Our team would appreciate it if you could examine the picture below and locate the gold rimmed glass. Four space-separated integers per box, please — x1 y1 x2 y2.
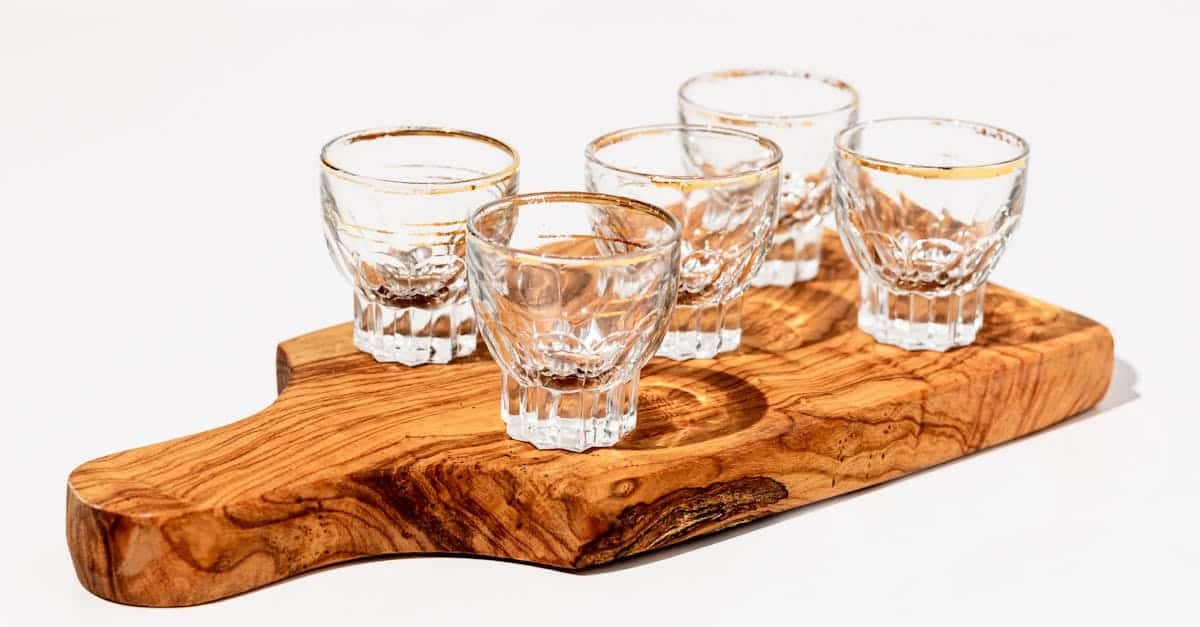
466 192 682 451
833 117 1029 351
585 124 781 360
321 127 519 365
679 68 859 286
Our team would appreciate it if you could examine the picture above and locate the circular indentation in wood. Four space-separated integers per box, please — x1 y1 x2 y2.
734 234 860 353
618 366 768 450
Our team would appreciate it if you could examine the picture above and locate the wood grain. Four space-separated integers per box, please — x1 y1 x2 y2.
66 232 1114 606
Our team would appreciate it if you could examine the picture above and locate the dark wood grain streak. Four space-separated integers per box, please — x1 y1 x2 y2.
66 233 1114 606
576 476 789 567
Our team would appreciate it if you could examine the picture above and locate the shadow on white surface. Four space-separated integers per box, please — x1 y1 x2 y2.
1093 357 1139 412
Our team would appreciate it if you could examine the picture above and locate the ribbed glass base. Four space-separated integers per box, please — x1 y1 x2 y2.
657 297 743 360
352 293 477 365
501 374 637 452
857 275 985 351
750 224 822 287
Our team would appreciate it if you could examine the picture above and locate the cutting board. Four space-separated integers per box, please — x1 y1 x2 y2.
66 233 1114 606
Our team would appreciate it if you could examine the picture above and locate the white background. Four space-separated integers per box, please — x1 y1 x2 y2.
2 1 1197 625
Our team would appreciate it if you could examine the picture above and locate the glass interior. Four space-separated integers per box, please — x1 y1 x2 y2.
469 193 679 259
322 128 517 185
587 126 780 179
680 69 857 119
838 118 1027 169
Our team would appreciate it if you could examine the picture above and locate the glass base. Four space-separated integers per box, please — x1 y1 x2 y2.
857 276 985 351
657 297 742 360
501 374 637 452
353 293 476 365
750 224 822 287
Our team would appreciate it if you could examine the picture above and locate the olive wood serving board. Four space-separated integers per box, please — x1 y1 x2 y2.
66 234 1114 606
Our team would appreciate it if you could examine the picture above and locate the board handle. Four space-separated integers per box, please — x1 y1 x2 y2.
65 396 434 607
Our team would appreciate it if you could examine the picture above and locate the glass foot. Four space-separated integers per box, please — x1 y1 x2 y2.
750 224 822 287
501 374 637 452
657 297 743 360
857 275 984 351
353 293 477 365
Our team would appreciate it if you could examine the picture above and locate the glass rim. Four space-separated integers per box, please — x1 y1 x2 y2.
835 116 1030 180
320 126 520 193
466 191 682 264
584 123 782 186
677 67 860 124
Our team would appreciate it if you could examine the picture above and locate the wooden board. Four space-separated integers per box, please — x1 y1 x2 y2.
66 233 1114 607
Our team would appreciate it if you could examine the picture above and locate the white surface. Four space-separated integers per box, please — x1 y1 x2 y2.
1 1 1196 625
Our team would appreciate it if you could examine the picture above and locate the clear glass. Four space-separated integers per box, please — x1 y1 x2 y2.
679 68 858 286
467 192 681 451
585 124 781 360
833 117 1029 351
321 127 519 365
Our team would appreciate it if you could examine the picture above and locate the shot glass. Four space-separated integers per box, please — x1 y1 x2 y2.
466 192 681 451
679 68 859 286
320 127 519 365
585 124 781 360
832 117 1029 351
